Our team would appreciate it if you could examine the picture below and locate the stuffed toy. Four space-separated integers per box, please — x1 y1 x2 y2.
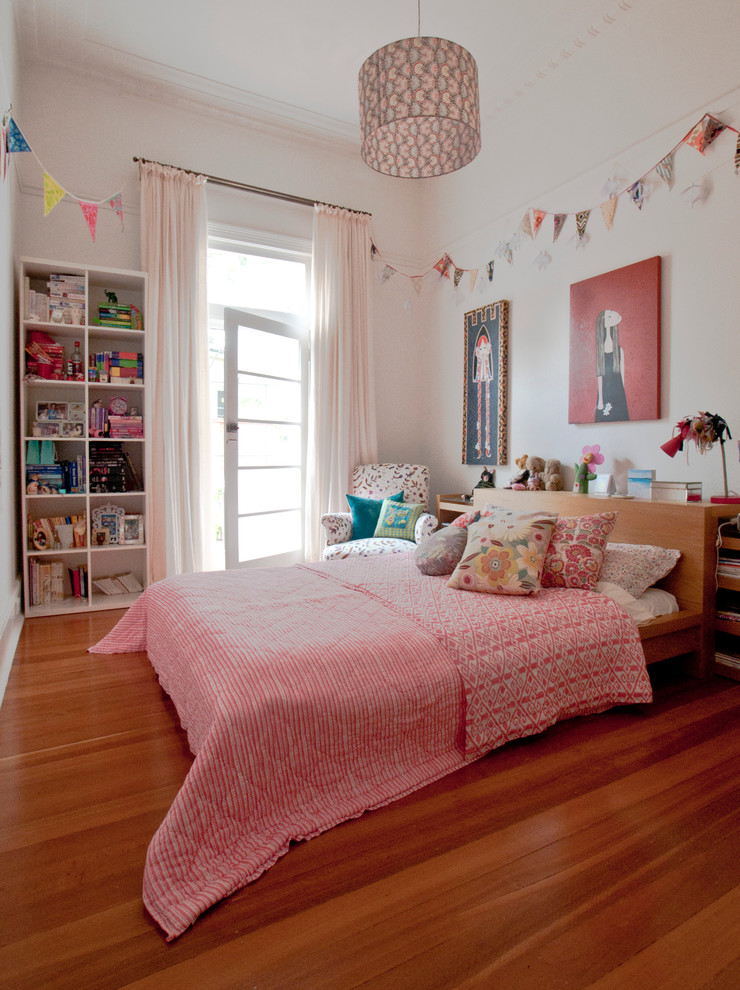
525 456 545 490
506 454 530 489
543 458 563 491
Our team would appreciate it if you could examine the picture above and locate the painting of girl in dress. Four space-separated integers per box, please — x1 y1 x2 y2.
462 300 508 464
569 257 661 424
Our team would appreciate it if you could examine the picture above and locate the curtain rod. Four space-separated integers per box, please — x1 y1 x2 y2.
132 156 371 216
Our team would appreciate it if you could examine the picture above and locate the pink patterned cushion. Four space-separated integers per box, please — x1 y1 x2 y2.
599 542 680 598
542 512 617 590
448 509 558 596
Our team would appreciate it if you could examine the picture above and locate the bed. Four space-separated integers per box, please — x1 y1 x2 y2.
90 492 724 940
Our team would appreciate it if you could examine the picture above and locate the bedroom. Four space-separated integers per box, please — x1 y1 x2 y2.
1 0 740 985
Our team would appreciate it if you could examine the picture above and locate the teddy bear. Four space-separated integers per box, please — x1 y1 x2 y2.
507 454 530 489
543 458 563 491
525 456 545 490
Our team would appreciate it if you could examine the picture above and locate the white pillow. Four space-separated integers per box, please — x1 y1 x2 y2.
596 580 679 624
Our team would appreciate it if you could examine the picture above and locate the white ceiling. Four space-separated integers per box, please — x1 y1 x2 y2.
11 0 740 180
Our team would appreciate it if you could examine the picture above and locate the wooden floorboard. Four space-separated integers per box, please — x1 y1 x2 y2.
1 610 739 989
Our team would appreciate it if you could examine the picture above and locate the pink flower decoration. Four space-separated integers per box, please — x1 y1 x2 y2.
581 444 604 466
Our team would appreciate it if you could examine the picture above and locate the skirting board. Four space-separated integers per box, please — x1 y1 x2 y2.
0 579 23 709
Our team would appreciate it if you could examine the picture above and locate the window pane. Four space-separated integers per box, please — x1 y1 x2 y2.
238 510 301 561
238 374 301 423
238 325 300 380
208 248 307 315
238 423 301 467
238 466 301 514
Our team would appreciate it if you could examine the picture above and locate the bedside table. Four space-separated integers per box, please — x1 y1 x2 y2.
436 494 473 525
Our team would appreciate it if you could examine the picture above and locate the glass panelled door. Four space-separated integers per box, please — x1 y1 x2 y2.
224 308 306 568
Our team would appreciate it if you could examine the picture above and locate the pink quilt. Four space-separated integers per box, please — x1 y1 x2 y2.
91 553 651 939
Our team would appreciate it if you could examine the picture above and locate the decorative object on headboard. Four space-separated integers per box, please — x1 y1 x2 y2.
660 411 739 504
575 444 604 495
462 300 508 466
475 467 495 489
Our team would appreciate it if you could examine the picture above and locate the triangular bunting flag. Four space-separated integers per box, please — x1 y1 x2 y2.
109 192 124 230
519 210 533 240
628 181 646 210
370 243 378 259
380 265 394 284
575 210 590 240
6 118 31 153
0 124 6 181
43 172 66 216
453 268 463 288
553 214 567 242
469 269 478 292
411 276 424 296
655 152 674 188
532 209 546 237
684 114 726 154
486 260 495 281
79 201 99 242
735 134 740 174
433 254 452 279
600 198 617 231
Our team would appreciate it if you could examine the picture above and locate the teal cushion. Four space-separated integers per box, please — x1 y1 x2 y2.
374 499 424 541
346 491 403 540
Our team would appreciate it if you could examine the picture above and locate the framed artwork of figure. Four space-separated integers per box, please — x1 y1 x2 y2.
462 300 508 465
568 256 661 424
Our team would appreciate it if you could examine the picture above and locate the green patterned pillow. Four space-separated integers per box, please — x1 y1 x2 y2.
374 499 424 541
448 509 558 595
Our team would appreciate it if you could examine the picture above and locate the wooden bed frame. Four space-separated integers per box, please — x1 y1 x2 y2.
472 489 730 677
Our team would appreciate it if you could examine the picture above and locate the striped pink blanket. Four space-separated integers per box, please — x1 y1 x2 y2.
91 552 651 939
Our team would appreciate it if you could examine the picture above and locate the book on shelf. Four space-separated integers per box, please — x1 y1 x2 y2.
68 563 88 599
28 558 66 606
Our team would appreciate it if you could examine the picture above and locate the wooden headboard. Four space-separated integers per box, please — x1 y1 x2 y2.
472 489 730 676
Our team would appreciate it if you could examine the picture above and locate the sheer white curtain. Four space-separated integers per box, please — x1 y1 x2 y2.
139 162 211 580
304 204 378 560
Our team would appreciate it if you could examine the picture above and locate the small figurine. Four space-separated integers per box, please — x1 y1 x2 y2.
575 444 605 494
105 290 118 305
475 467 496 489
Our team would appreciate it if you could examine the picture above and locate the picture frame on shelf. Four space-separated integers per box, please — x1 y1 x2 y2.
121 514 145 545
92 503 125 545
60 421 84 437
92 528 110 546
31 422 62 437
36 401 68 421
68 402 86 422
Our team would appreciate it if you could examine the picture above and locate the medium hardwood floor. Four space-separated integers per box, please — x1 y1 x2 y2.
1 610 740 989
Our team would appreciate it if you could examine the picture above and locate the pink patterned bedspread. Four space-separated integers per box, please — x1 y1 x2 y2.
91 553 651 939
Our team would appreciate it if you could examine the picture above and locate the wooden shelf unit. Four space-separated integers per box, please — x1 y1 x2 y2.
19 258 149 616
715 527 740 681
436 493 474 526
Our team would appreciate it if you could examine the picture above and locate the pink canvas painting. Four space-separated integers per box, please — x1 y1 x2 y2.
568 256 661 424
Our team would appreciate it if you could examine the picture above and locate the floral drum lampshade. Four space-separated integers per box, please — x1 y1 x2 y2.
359 35 481 178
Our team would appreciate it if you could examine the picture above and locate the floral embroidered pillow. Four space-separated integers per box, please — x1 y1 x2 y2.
414 526 468 575
541 512 617 590
599 542 681 598
374 499 424 541
448 510 558 595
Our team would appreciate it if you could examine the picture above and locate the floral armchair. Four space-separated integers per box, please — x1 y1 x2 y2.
321 463 438 559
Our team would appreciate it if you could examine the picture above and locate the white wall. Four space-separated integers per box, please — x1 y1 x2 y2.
398 93 740 505
0 0 22 697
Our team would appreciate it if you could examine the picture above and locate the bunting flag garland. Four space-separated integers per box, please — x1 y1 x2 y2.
6 117 31 153
552 214 567 242
600 198 617 230
411 276 424 295
575 209 590 240
79 201 99 241
365 107 738 298
655 152 674 188
43 171 66 216
380 264 395 284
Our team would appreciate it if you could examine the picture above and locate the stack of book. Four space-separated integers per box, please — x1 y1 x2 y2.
89 442 127 493
108 414 144 439
650 480 702 502
93 571 144 596
28 559 65 605
89 402 108 437
48 273 85 323
88 350 144 384
96 302 143 330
